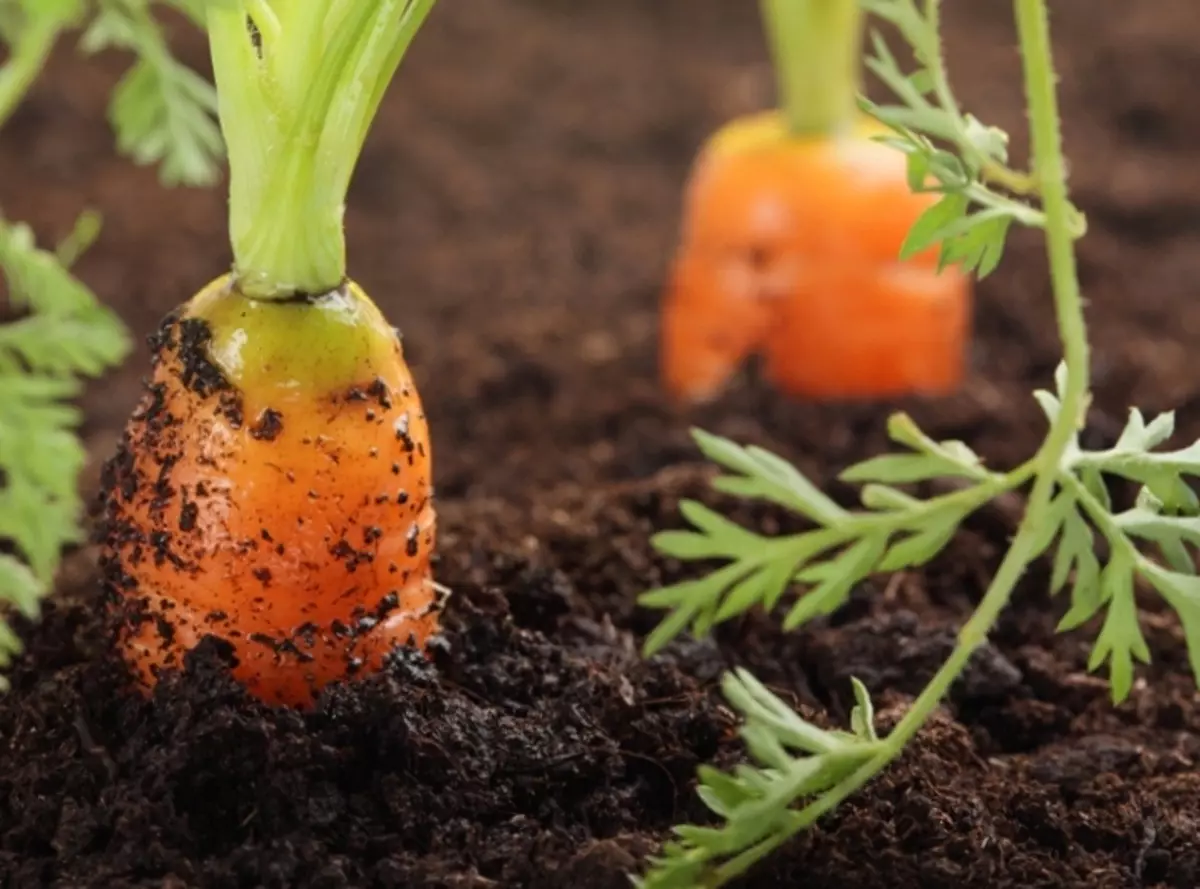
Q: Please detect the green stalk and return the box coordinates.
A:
[0,16,65,131]
[890,0,1089,752]
[732,0,1091,859]
[922,0,1040,197]
[759,0,863,137]
[206,0,436,300]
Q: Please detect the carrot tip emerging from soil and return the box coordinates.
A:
[660,111,973,404]
[100,274,439,708]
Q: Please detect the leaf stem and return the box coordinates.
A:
[760,0,863,137]
[891,0,1091,752]
[1061,472,1139,562]
[1016,1,1090,404]
[807,0,1095,847]
[981,160,1039,196]
[918,0,1039,197]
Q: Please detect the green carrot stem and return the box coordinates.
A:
[759,0,864,137]
[206,0,436,300]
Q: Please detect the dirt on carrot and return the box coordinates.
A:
[3,1,1200,888]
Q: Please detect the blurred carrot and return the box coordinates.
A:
[101,1,440,708]
[661,0,971,403]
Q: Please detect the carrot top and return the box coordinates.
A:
[760,0,863,137]
[187,277,403,401]
[207,0,437,300]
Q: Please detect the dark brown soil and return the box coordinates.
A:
[4,1,1200,887]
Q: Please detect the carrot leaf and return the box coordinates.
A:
[81,0,225,187]
[638,425,1021,657]
[1139,565,1200,691]
[860,0,1086,278]
[639,373,1200,885]
[0,212,131,688]
[0,2,220,186]
[1019,368,1200,702]
[0,2,85,130]
[633,670,882,889]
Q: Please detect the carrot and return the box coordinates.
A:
[101,1,440,709]
[661,0,972,403]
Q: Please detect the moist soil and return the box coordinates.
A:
[4,1,1200,887]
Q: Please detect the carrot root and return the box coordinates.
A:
[661,111,974,403]
[101,275,438,708]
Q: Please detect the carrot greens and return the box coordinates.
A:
[205,0,435,299]
[0,0,220,687]
[0,211,127,685]
[82,0,225,186]
[637,1,1200,885]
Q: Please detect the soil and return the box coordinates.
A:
[4,1,1200,887]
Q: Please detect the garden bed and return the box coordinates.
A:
[4,1,1200,887]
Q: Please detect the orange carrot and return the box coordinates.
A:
[661,250,776,405]
[661,1,972,403]
[101,1,440,708]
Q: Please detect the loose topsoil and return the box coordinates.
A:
[4,2,1200,887]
